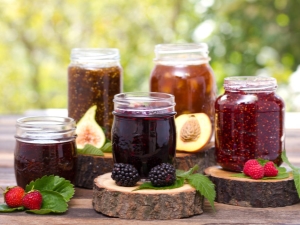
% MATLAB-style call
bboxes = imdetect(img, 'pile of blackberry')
[111,163,140,187]
[148,163,176,187]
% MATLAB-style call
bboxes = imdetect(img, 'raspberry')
[247,164,264,179]
[264,161,278,177]
[148,163,176,187]
[111,163,140,187]
[4,186,25,208]
[243,159,259,176]
[22,190,43,210]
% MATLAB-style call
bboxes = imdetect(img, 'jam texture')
[112,113,176,178]
[68,65,122,139]
[14,140,77,188]
[215,91,284,172]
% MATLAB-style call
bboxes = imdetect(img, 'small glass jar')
[215,76,285,172]
[150,43,217,135]
[68,48,123,140]
[112,92,176,179]
[14,116,77,188]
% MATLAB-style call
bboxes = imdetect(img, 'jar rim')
[224,76,277,91]
[70,48,120,61]
[155,43,208,54]
[113,92,176,115]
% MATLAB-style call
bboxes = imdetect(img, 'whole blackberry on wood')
[111,163,140,187]
[148,163,176,187]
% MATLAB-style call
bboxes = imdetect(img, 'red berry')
[4,186,25,208]
[248,164,264,179]
[22,190,43,210]
[264,161,278,177]
[243,159,259,176]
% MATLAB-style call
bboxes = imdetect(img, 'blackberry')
[148,163,176,187]
[111,163,140,187]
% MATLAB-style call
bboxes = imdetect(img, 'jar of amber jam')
[112,92,176,179]
[14,116,77,188]
[215,76,284,172]
[150,43,217,137]
[68,48,122,139]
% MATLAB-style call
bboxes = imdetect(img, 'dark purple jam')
[215,90,284,172]
[14,140,77,188]
[112,112,176,178]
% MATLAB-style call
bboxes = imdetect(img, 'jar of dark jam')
[215,76,285,172]
[150,43,217,136]
[14,116,77,188]
[112,92,176,179]
[68,48,122,139]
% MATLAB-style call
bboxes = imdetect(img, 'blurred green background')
[0,0,299,114]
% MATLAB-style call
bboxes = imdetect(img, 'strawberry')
[22,190,43,210]
[3,186,25,208]
[243,159,259,176]
[247,164,264,179]
[264,161,278,177]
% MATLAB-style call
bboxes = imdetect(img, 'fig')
[175,113,212,152]
[76,105,105,149]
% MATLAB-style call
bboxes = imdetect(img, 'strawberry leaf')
[0,204,24,212]
[101,142,112,152]
[26,190,67,214]
[25,175,75,202]
[133,178,184,191]
[176,165,199,178]
[231,173,251,178]
[77,144,104,156]
[187,173,216,211]
[292,170,300,198]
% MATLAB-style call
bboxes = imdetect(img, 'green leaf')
[277,166,287,173]
[100,142,112,152]
[231,173,251,179]
[77,144,104,156]
[176,165,199,178]
[261,172,290,180]
[26,190,67,214]
[257,158,269,166]
[133,178,184,191]
[25,175,75,202]
[187,174,216,211]
[282,149,297,170]
[292,169,300,198]
[0,204,24,212]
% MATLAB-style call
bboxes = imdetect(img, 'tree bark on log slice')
[76,144,216,189]
[93,173,203,220]
[205,166,300,208]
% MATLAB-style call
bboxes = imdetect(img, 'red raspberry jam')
[215,76,284,172]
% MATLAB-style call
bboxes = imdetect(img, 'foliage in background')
[0,0,299,114]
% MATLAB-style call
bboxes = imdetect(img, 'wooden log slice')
[93,173,204,220]
[76,144,216,189]
[205,166,300,208]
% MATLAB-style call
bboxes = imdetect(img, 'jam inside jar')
[215,76,285,172]
[14,116,77,188]
[112,92,176,179]
[150,43,217,135]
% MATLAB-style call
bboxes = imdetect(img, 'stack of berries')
[3,186,43,210]
[243,159,279,179]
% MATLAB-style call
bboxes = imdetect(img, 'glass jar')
[215,76,285,172]
[68,48,123,140]
[112,92,176,179]
[150,43,217,149]
[14,116,77,188]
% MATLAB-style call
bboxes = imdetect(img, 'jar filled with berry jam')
[68,48,122,139]
[215,76,285,172]
[112,92,176,179]
[14,116,77,188]
[150,43,217,134]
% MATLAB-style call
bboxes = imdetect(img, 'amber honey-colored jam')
[68,65,122,139]
[215,91,284,172]
[150,64,216,123]
[14,140,77,188]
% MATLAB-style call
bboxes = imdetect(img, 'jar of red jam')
[68,48,123,140]
[14,116,77,188]
[215,76,285,172]
[150,43,217,144]
[112,92,176,179]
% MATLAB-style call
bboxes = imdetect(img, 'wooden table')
[1,115,300,224]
